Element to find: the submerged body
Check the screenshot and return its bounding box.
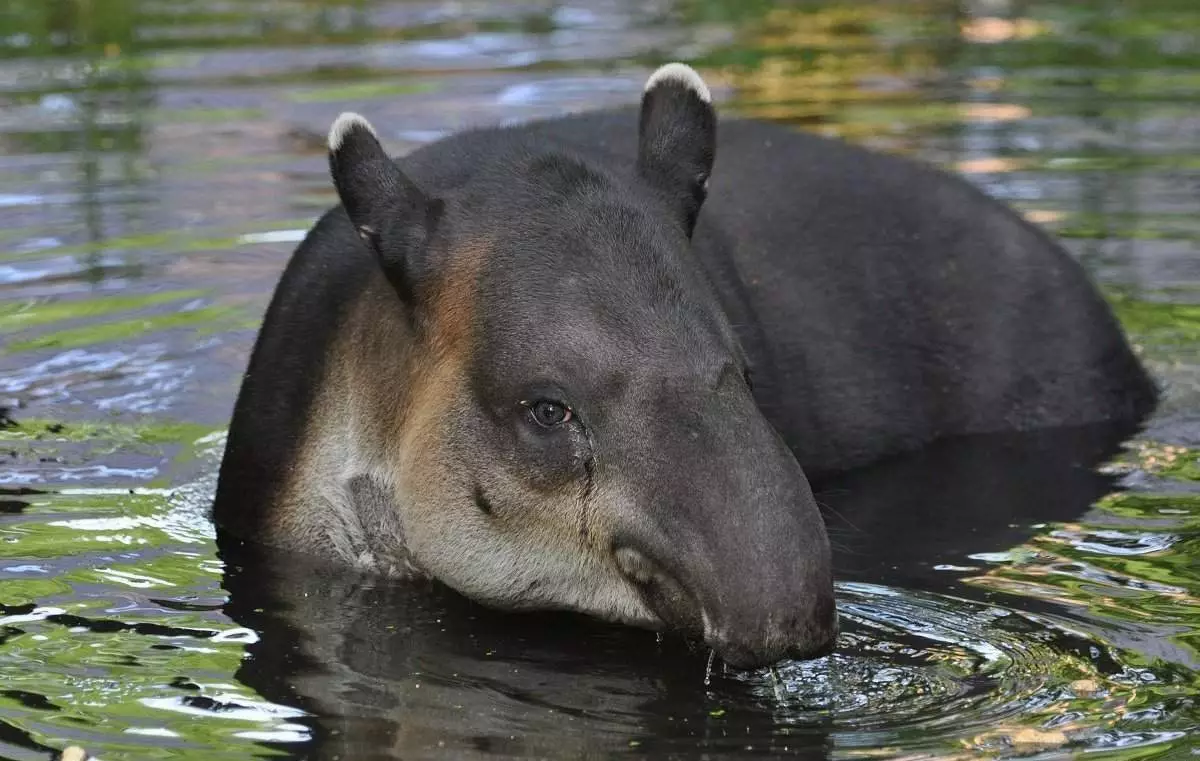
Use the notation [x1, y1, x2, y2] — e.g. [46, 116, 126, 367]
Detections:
[214, 65, 1155, 668]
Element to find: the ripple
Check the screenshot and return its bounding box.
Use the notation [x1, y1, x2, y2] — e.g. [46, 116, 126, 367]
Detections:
[141, 693, 309, 723]
[1051, 527, 1180, 555]
[0, 606, 66, 626]
[723, 582, 1190, 755]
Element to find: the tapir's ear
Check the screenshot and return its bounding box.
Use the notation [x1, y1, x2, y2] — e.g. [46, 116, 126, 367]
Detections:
[637, 63, 716, 236]
[328, 112, 443, 304]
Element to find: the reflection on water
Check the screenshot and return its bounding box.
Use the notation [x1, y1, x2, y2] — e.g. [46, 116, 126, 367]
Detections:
[0, 0, 1197, 759]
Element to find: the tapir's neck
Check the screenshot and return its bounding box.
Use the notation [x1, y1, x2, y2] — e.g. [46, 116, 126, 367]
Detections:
[275, 269, 422, 573]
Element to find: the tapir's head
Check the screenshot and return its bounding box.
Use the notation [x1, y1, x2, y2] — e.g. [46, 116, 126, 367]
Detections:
[326, 63, 836, 668]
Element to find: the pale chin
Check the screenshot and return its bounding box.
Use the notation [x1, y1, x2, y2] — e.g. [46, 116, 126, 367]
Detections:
[586, 597, 662, 631]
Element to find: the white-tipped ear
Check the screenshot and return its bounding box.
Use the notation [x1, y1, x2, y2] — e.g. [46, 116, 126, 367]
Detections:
[325, 109, 442, 305]
[644, 62, 711, 104]
[637, 63, 716, 235]
[328, 112, 378, 152]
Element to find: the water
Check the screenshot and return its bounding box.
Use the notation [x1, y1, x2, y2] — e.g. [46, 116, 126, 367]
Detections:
[1, 0, 1198, 758]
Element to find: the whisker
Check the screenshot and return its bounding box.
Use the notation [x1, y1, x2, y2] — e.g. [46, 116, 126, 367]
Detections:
[816, 496, 863, 536]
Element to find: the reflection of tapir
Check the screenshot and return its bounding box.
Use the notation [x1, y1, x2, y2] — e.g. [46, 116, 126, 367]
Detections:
[213, 63, 1156, 668]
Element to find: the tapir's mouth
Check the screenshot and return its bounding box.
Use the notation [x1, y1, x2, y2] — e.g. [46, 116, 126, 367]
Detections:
[613, 546, 705, 635]
[611, 543, 839, 669]
[701, 610, 840, 670]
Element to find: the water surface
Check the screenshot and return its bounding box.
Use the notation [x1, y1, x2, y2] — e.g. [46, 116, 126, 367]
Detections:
[1, 1, 1198, 759]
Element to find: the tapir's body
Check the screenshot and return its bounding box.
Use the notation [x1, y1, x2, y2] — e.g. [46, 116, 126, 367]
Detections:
[215, 66, 1155, 668]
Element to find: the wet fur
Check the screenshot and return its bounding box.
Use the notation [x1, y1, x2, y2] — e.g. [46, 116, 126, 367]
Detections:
[214, 92, 1155, 641]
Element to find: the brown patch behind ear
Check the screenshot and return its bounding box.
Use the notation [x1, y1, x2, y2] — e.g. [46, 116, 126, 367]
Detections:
[378, 236, 493, 538]
[261, 238, 489, 566]
[383, 237, 624, 603]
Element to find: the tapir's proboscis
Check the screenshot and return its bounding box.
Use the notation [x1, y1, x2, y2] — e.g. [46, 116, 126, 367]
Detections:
[214, 63, 1157, 669]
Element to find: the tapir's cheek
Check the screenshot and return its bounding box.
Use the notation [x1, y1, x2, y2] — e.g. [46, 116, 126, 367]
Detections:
[503, 421, 591, 492]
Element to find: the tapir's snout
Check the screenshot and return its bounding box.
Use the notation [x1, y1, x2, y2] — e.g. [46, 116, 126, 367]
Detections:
[614, 534, 837, 669]
[609, 384, 838, 669]
[702, 584, 839, 669]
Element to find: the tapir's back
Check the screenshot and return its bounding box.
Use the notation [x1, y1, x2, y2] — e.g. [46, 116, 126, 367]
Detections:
[517, 111, 1157, 472]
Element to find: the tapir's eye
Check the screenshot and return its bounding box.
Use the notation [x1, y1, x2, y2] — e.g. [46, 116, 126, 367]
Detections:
[527, 399, 572, 428]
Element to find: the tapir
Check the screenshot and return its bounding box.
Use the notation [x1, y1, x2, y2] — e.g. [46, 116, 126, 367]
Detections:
[213, 63, 1157, 668]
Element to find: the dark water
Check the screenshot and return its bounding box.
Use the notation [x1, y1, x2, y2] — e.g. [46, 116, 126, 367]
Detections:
[1, 1, 1198, 759]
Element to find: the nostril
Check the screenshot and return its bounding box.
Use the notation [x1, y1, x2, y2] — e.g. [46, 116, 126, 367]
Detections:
[614, 546, 657, 584]
[613, 545, 708, 636]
